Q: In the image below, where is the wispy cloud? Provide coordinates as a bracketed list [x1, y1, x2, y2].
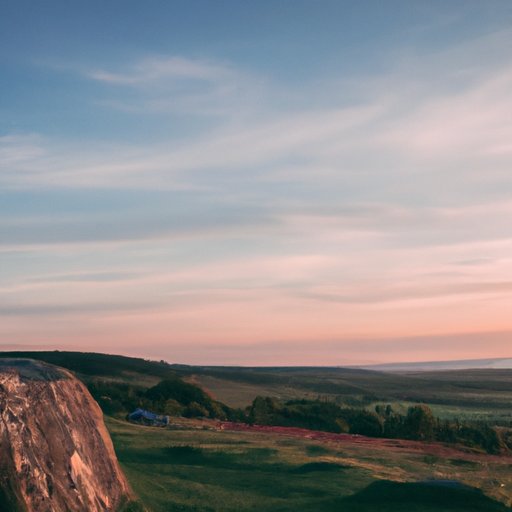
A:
[88, 56, 236, 85]
[300, 280, 512, 305]
[86, 55, 265, 117]
[3, 25, 512, 362]
[4, 35, 512, 197]
[0, 300, 157, 317]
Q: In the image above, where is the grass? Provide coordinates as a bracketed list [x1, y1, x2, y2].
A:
[366, 400, 512, 424]
[106, 417, 512, 511]
[184, 367, 512, 424]
[107, 417, 375, 511]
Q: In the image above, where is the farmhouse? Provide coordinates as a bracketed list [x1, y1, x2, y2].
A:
[128, 408, 169, 427]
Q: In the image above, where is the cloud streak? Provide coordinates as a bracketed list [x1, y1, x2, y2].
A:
[86, 55, 266, 117]
[2, 21, 512, 363]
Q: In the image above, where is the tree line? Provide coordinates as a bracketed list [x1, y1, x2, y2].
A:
[88, 378, 508, 454]
[247, 397, 504, 454]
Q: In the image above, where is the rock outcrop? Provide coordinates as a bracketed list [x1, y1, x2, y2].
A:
[0, 359, 132, 512]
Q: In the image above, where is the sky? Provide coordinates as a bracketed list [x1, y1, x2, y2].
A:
[1, 1, 512, 365]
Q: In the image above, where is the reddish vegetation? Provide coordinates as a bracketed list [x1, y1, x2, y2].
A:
[217, 421, 512, 463]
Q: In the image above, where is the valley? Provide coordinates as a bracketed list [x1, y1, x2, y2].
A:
[1, 351, 512, 511]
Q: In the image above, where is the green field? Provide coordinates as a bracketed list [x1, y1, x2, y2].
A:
[177, 366, 512, 423]
[106, 417, 512, 511]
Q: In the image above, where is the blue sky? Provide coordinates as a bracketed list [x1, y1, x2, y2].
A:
[2, 1, 512, 364]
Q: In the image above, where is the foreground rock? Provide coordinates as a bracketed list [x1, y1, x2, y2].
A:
[0, 359, 132, 512]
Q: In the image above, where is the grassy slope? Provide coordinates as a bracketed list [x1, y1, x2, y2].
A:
[174, 365, 512, 421]
[0, 351, 176, 383]
[106, 417, 512, 511]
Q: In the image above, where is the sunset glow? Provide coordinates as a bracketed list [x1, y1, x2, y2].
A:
[2, 1, 512, 364]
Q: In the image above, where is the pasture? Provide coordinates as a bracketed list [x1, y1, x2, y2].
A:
[107, 416, 512, 511]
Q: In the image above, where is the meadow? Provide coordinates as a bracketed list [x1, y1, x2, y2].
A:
[176, 365, 512, 423]
[106, 416, 512, 511]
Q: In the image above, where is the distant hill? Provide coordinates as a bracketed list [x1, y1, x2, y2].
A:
[0, 350, 176, 380]
[2, 351, 512, 418]
[358, 358, 512, 372]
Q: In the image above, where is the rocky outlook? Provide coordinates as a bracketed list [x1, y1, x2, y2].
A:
[0, 359, 132, 512]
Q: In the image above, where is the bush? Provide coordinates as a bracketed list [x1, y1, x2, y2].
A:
[347, 410, 383, 437]
[404, 405, 435, 441]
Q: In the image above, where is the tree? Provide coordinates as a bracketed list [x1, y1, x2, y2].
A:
[184, 401, 210, 418]
[405, 405, 435, 441]
[248, 396, 279, 425]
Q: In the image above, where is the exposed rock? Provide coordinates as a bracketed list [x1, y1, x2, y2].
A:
[0, 359, 132, 512]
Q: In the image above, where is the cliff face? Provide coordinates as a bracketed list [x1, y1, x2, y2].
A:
[0, 359, 132, 512]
